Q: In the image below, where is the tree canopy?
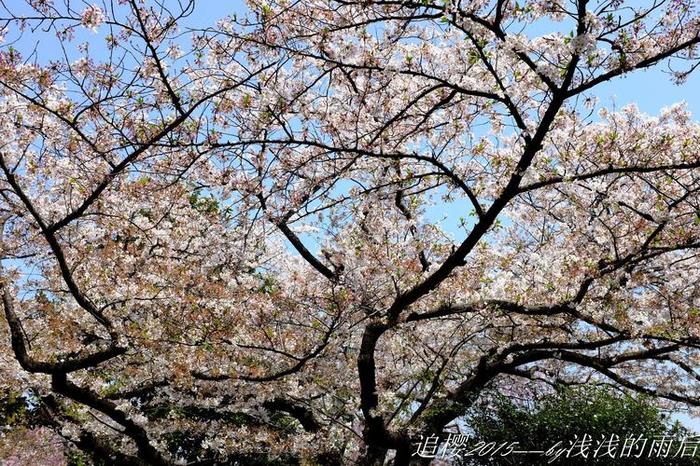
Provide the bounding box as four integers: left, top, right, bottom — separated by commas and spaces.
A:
1, 0, 700, 464
465, 387, 700, 465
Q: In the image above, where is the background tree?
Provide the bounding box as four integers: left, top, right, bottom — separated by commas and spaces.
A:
465, 386, 700, 465
1, 0, 700, 464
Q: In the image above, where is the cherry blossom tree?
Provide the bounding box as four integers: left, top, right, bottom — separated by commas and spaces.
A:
2, 0, 700, 464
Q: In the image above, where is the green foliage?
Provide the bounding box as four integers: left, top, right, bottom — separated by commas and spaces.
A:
65, 449, 105, 466
188, 191, 220, 214
257, 273, 278, 295
0, 388, 44, 429
0, 389, 30, 427
464, 386, 700, 465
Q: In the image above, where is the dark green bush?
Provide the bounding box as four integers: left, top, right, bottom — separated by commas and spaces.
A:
462, 386, 700, 465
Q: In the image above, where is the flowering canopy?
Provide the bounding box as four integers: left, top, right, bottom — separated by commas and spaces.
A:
1, 0, 700, 464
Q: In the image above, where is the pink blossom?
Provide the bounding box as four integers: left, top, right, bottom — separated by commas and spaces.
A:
80, 5, 104, 32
